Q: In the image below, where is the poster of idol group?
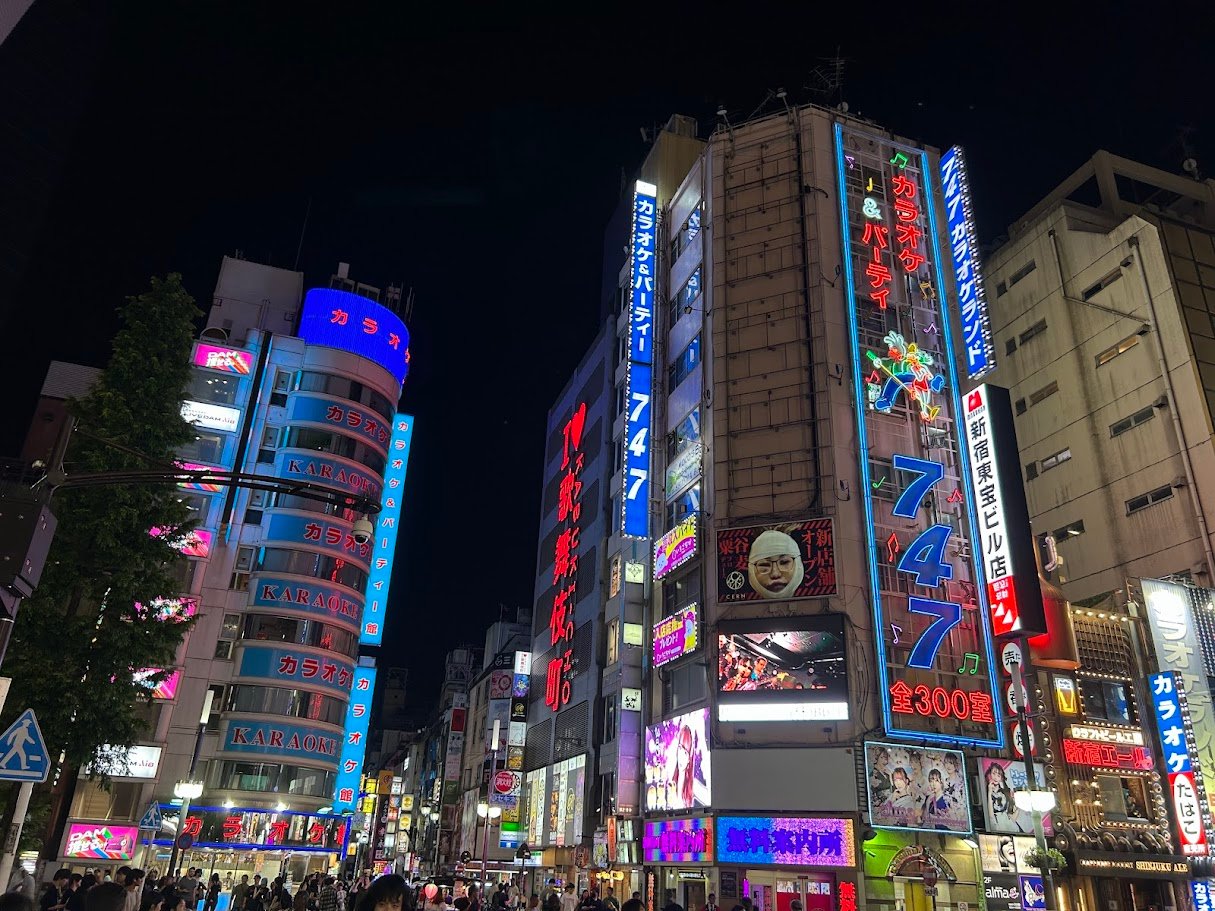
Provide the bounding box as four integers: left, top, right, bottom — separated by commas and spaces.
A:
864, 742, 971, 833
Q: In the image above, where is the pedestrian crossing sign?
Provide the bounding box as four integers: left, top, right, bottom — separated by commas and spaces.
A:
0, 709, 50, 783
139, 802, 162, 830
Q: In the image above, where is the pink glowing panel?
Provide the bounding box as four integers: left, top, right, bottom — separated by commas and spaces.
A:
715, 816, 855, 867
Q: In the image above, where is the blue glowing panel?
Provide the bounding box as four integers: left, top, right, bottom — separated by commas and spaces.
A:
333, 665, 377, 813
940, 147, 995, 379
622, 182, 656, 539
835, 124, 1003, 749
263, 513, 371, 568
298, 289, 410, 386
221, 719, 340, 761
249, 576, 363, 628
624, 362, 652, 538
360, 414, 413, 646
237, 645, 354, 696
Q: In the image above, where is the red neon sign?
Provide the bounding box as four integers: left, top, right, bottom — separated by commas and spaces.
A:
889, 681, 995, 723
545, 402, 587, 712
1061, 738, 1154, 771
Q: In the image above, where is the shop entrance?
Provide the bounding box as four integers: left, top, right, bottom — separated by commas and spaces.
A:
743, 871, 837, 911
899, 881, 931, 911
682, 877, 706, 911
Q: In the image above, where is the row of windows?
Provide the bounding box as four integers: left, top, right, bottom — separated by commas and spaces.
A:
1006, 319, 1048, 355
230, 546, 367, 593
669, 267, 702, 328
294, 371, 395, 423
669, 205, 702, 262
208, 760, 336, 798
995, 259, 1037, 296
1014, 380, 1058, 414
669, 335, 700, 390
188, 371, 242, 407
1126, 484, 1174, 515
243, 612, 358, 657
1025, 446, 1072, 480
282, 426, 386, 474
226, 684, 346, 726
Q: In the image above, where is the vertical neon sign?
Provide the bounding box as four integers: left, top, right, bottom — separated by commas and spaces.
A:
360, 414, 413, 646
333, 665, 377, 812
940, 146, 995, 379
623, 180, 656, 538
546, 403, 586, 712
1148, 671, 1212, 856
835, 124, 1003, 748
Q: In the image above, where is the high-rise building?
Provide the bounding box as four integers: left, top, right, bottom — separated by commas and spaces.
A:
981, 151, 1215, 600
57, 257, 413, 879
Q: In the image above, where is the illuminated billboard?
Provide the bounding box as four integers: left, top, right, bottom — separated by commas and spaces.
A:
181, 400, 241, 433
643, 817, 713, 863
864, 742, 971, 834
64, 824, 139, 860
939, 146, 995, 379
360, 414, 413, 646
297, 288, 410, 386
192, 343, 253, 375
644, 707, 711, 812
333, 665, 377, 812
287, 394, 391, 449
962, 385, 1046, 638
654, 515, 697, 580
717, 615, 848, 722
715, 816, 855, 868
1148, 671, 1212, 856
834, 123, 1003, 748
978, 758, 1053, 835
653, 604, 698, 668
622, 180, 656, 538
716, 519, 837, 603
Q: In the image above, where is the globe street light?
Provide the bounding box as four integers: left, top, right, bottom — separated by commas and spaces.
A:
168, 778, 205, 876
477, 802, 502, 886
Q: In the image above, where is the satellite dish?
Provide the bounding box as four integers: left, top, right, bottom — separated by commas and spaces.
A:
1183, 158, 1199, 176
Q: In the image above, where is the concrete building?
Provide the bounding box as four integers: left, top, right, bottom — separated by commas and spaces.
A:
59, 257, 413, 879
982, 151, 1215, 602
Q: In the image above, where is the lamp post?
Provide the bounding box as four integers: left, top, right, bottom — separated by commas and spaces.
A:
168, 690, 214, 876
1011, 639, 1057, 908
430, 808, 441, 875
480, 720, 502, 887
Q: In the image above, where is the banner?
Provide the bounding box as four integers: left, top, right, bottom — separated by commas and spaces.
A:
716, 519, 837, 603
864, 742, 971, 833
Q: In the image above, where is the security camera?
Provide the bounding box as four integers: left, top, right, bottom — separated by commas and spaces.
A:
352, 515, 374, 546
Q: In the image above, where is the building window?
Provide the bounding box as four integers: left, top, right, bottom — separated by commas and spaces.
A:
665, 484, 700, 529
1082, 268, 1123, 301
1040, 447, 1072, 472
179, 430, 227, 464
606, 618, 619, 667
230, 546, 256, 590
1029, 381, 1059, 406
1025, 462, 1038, 482
1018, 319, 1048, 345
1110, 405, 1156, 437
1053, 519, 1085, 539
1096, 774, 1151, 822
669, 205, 702, 262
669, 336, 701, 390
602, 694, 618, 744
1126, 485, 1173, 515
662, 662, 706, 715
995, 280, 1009, 298
669, 268, 703, 328
661, 567, 702, 615
1096, 332, 1142, 367
1015, 398, 1027, 415
70, 780, 142, 821
1008, 259, 1037, 288
1080, 678, 1133, 725
1005, 338, 1018, 355
205, 684, 226, 731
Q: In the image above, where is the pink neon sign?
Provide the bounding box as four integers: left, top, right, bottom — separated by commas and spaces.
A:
193, 344, 252, 375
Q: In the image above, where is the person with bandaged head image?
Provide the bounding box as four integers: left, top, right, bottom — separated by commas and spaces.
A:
746, 529, 804, 599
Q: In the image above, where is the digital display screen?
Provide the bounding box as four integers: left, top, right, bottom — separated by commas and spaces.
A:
717, 615, 847, 709
645, 707, 712, 812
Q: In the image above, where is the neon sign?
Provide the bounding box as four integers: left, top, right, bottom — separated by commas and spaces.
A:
835, 124, 1003, 748
652, 604, 698, 668
653, 514, 697, 580
715, 816, 855, 867
623, 180, 656, 538
1148, 671, 1212, 856
360, 414, 413, 646
940, 146, 995, 379
546, 402, 586, 712
643, 817, 713, 863
287, 394, 391, 449
192, 343, 253, 375
297, 289, 410, 387
962, 385, 1047, 638
1060, 738, 1153, 771
333, 665, 377, 812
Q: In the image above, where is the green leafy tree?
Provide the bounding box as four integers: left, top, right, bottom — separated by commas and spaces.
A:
1, 274, 203, 790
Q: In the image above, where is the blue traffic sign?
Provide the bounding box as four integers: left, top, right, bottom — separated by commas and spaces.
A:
0, 709, 50, 783
138, 802, 162, 831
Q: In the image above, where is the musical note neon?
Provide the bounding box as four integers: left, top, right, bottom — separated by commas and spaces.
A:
866, 177, 874, 192
885, 531, 901, 563
844, 155, 856, 169
891, 623, 902, 644
890, 152, 909, 169
872, 476, 887, 490
946, 489, 963, 504
924, 322, 938, 334
958, 652, 980, 675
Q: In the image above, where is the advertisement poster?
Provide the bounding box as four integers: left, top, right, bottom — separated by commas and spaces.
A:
653, 604, 699, 668
716, 519, 837, 603
978, 834, 1037, 874
654, 516, 697, 581
64, 824, 139, 860
979, 758, 1053, 835
547, 755, 586, 847
864, 742, 971, 833
645, 707, 712, 813
717, 616, 847, 697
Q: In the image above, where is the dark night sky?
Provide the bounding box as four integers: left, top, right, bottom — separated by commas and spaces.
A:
0, 2, 1209, 710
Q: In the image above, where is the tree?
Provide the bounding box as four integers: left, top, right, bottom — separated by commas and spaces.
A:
0, 274, 203, 846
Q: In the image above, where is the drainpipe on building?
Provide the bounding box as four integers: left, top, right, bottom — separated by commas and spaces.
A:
1127, 234, 1215, 583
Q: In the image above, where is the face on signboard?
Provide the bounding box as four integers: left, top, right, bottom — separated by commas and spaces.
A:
747, 531, 805, 598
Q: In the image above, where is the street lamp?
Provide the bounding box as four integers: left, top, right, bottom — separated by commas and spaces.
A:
1013, 790, 1057, 814
429, 808, 441, 875
477, 802, 502, 885
168, 778, 204, 875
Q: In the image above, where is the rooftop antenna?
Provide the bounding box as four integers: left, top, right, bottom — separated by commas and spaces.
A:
292, 196, 312, 271
716, 105, 736, 145
777, 86, 793, 121
805, 48, 848, 110
403, 287, 415, 324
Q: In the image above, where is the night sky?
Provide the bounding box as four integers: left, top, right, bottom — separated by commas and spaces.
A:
0, 2, 1208, 711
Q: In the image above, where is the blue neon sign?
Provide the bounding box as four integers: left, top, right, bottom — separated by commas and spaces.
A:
623, 181, 657, 538
333, 664, 377, 812
237, 644, 354, 696
249, 575, 362, 627
298, 289, 410, 387
360, 414, 413, 646
221, 719, 340, 760
834, 124, 1003, 749
940, 146, 995, 380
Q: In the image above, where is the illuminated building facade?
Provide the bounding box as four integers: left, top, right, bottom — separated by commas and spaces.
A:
59, 257, 413, 879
